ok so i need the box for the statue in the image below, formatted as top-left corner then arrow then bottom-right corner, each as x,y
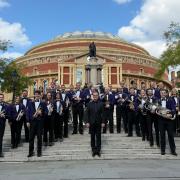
89,42 -> 96,57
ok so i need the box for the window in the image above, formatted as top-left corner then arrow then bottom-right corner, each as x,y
76,68 -> 83,83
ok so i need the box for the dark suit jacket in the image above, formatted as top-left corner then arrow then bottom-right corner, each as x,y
84,100 -> 104,125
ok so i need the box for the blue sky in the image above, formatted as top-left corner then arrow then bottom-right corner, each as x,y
0,0 -> 180,63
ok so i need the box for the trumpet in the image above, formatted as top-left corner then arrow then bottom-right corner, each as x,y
33,107 -> 42,118
65,97 -> 70,108
156,106 -> 176,120
0,110 -> 5,118
16,110 -> 24,121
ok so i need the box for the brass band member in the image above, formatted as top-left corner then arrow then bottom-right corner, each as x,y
0,93 -> 9,157
43,92 -> 54,146
146,89 -> 160,147
115,87 -> 128,133
157,89 -> 177,156
53,92 -> 64,142
27,90 -> 47,157
20,89 -> 31,142
127,88 -> 141,137
136,89 -> 148,141
101,87 -> 115,134
9,96 -> 25,148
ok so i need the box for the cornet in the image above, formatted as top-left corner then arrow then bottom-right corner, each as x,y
47,104 -> 53,116
16,110 -> 24,121
0,110 -> 5,118
33,107 -> 42,118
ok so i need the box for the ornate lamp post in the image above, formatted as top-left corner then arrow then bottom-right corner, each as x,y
12,70 -> 19,102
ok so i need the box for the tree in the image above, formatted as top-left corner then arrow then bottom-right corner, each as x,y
0,40 -> 32,99
155,22 -> 180,79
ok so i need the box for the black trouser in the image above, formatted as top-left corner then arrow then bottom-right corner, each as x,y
29,119 -> 44,154
54,113 -> 63,139
72,104 -> 84,134
43,115 -> 54,143
63,109 -> 69,137
127,110 -> 140,136
90,123 -> 102,153
10,120 -> 22,146
138,112 -> 149,140
147,113 -> 159,146
103,108 -> 114,133
158,117 -> 176,153
22,115 -> 29,142
0,122 -> 5,154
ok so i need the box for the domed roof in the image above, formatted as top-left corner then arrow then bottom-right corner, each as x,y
54,30 -> 126,42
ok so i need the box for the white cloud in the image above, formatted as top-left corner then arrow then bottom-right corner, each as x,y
0,0 -> 9,9
113,0 -> 132,5
117,0 -> 180,57
0,18 -> 31,47
0,52 -> 23,59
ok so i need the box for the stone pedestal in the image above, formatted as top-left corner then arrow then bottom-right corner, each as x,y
85,57 -> 102,85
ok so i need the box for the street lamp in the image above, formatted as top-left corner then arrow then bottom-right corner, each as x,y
12,70 -> 19,103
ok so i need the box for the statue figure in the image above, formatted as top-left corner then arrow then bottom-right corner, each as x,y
89,42 -> 96,57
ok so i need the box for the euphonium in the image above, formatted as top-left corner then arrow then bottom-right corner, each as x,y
0,110 -> 5,118
144,101 -> 158,113
156,106 -> 176,120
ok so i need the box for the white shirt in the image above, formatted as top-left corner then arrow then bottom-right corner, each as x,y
16,105 -> 19,112
162,100 -> 166,108
119,94 -> 122,98
174,97 -> 178,104
150,98 -> 153,103
23,99 -> 27,107
56,101 -> 60,113
0,105 -> 2,112
62,93 -> 66,101
131,96 -> 134,101
76,90 -> 80,98
141,99 -> 146,105
35,101 -> 40,110
152,89 -> 155,95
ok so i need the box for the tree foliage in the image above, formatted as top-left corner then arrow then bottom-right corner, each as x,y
155,22 -> 180,79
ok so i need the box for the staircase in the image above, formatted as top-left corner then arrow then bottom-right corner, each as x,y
1,122 -> 180,162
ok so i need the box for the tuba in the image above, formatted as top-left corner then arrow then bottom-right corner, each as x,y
16,110 -> 24,121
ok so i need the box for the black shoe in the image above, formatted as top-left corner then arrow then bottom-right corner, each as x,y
127,134 -> 132,137
11,145 -> 16,149
72,132 -> 77,135
37,152 -> 42,157
96,151 -> 101,157
161,151 -> 165,155
92,151 -> 96,157
0,153 -> 4,158
79,132 -> 83,135
171,152 -> 178,156
27,152 -> 35,158
44,142 -> 48,146
59,138 -> 63,142
142,137 -> 145,141
49,142 -> 54,146
63,135 -> 68,138
150,143 -> 154,147
54,138 -> 58,142
137,134 -> 141,137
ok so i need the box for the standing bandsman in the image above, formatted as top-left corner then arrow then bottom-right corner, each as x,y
9,96 -> 25,148
27,90 -> 47,157
0,93 -> 9,157
126,88 -> 140,137
53,92 -> 64,142
71,82 -> 84,135
60,84 -> 70,138
43,92 -> 54,146
115,87 -> 128,133
21,89 -> 31,142
157,89 -> 177,156
101,87 -> 115,133
146,89 -> 159,147
84,83 -> 93,107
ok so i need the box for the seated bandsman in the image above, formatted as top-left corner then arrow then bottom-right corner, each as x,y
53,92 -> 65,142
157,89 -> 177,156
101,87 -> 115,134
0,93 -> 9,157
27,90 -> 47,157
126,87 -> 140,137
115,87 -> 128,133
9,96 -> 26,148
146,89 -> 160,147
136,89 -> 148,141
43,92 -> 54,146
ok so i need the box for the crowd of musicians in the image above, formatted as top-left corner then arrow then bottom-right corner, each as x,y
0,81 -> 179,158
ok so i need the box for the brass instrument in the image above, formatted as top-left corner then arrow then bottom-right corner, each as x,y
47,103 -> 53,116
105,94 -> 110,108
156,106 -> 176,120
127,96 -> 135,110
16,110 -> 24,121
33,107 -> 42,118
0,110 -> 5,118
144,101 -> 158,114
65,97 -> 70,108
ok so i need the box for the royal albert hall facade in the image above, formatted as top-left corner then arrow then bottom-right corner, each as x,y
15,31 -> 171,96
